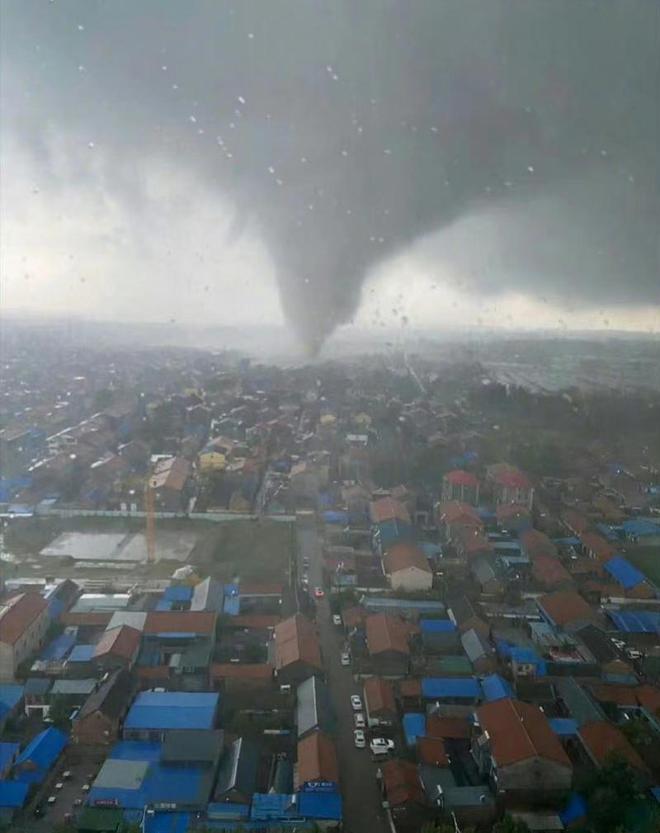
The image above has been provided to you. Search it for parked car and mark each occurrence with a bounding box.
[82,784,91,793]
[350,694,362,711]
[370,738,395,755]
[354,712,366,728]
[340,651,351,666]
[55,782,64,791]
[332,614,342,626]
[314,587,325,599]
[303,556,310,567]
[73,798,83,807]
[33,805,45,818]
[47,796,57,805]
[62,770,72,780]
[354,729,366,748]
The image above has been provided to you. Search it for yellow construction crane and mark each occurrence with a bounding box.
[145,476,156,564]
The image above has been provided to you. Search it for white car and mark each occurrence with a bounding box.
[332,614,342,626]
[47,796,57,805]
[354,712,365,728]
[353,729,366,748]
[350,694,362,711]
[55,782,64,791]
[370,737,395,755]
[340,652,350,666]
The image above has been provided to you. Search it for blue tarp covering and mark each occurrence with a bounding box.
[298,789,342,820]
[89,764,208,809]
[604,556,646,589]
[421,677,481,700]
[207,802,250,820]
[251,793,298,820]
[560,793,588,826]
[124,691,219,731]
[609,610,660,634]
[420,619,456,633]
[481,674,513,702]
[596,523,621,542]
[40,631,76,661]
[323,511,349,525]
[403,713,426,746]
[155,599,174,611]
[15,728,67,784]
[0,780,29,808]
[144,812,192,833]
[550,718,579,736]
[163,586,193,603]
[223,595,240,616]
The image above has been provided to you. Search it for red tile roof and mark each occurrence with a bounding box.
[399,679,422,698]
[417,736,449,767]
[438,501,483,526]
[384,542,431,576]
[494,470,532,489]
[579,721,646,770]
[455,526,493,556]
[93,625,141,662]
[382,759,425,807]
[341,606,366,629]
[520,529,558,558]
[366,614,415,656]
[370,497,410,525]
[274,614,322,672]
[579,532,617,562]
[561,509,591,535]
[211,663,273,681]
[444,470,479,487]
[0,593,48,645]
[532,554,573,589]
[297,731,339,785]
[538,590,596,628]
[588,684,639,707]
[62,611,112,628]
[496,503,531,522]
[143,611,216,635]
[476,698,571,768]
[363,677,396,715]
[636,685,660,715]
[426,715,471,740]
[239,582,284,596]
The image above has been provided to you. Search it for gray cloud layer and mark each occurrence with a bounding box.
[2,0,658,350]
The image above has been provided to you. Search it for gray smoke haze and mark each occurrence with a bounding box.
[2,0,658,351]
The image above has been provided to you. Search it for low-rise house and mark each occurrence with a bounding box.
[554,677,605,727]
[122,690,219,741]
[381,758,429,830]
[93,625,141,671]
[442,470,480,505]
[448,596,490,637]
[214,737,259,804]
[0,593,50,680]
[297,731,339,791]
[521,529,558,560]
[537,590,601,633]
[272,614,322,687]
[455,527,494,563]
[50,678,97,706]
[366,614,415,677]
[579,531,617,563]
[419,619,460,654]
[363,677,397,728]
[0,683,24,731]
[149,455,192,512]
[296,676,335,739]
[14,727,68,785]
[460,629,497,675]
[470,556,502,594]
[210,663,273,692]
[72,668,132,746]
[602,556,655,599]
[23,678,52,718]
[383,542,433,592]
[422,677,481,705]
[438,502,483,544]
[578,720,648,775]
[473,698,572,799]
[496,503,532,533]
[531,554,574,592]
[487,464,534,510]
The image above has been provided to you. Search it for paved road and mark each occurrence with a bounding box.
[297,515,388,833]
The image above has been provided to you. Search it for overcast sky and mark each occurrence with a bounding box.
[1,1,658,350]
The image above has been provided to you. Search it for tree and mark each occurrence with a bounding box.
[47,696,72,730]
[581,754,642,833]
[493,816,531,833]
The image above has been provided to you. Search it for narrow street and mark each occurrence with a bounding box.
[296,515,388,833]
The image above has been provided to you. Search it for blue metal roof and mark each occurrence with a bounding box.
[420,618,456,633]
[323,511,349,525]
[144,812,192,833]
[155,599,174,611]
[68,644,95,662]
[124,692,219,731]
[0,684,24,715]
[15,728,67,782]
[421,677,481,700]
[550,718,579,737]
[609,610,660,634]
[40,631,76,661]
[0,741,19,773]
[298,789,342,821]
[481,674,513,702]
[403,712,426,746]
[604,556,646,589]
[163,586,194,603]
[223,595,240,616]
[623,519,660,538]
[111,741,163,761]
[362,597,445,613]
[0,780,29,808]
[250,793,299,821]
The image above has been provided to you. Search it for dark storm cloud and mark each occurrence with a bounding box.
[2,0,658,350]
